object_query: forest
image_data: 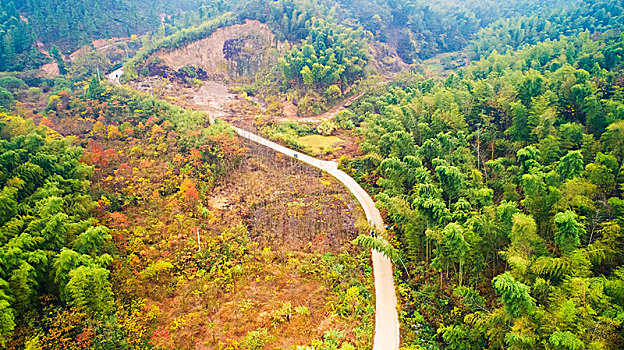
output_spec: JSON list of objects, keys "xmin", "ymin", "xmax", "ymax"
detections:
[
  {"xmin": 340, "ymin": 31, "xmax": 624, "ymax": 349},
  {"xmin": 2, "ymin": 0, "xmax": 624, "ymax": 349},
  {"xmin": 5, "ymin": 0, "xmax": 620, "ymax": 72}
]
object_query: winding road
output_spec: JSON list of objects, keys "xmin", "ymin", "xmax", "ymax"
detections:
[
  {"xmin": 109, "ymin": 68, "xmax": 400, "ymax": 349},
  {"xmin": 235, "ymin": 128, "xmax": 400, "ymax": 349}
]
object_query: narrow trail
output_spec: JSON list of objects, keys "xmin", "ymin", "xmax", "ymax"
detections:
[
  {"xmin": 277, "ymin": 88, "xmax": 368, "ymax": 122},
  {"xmin": 110, "ymin": 68, "xmax": 400, "ymax": 349}
]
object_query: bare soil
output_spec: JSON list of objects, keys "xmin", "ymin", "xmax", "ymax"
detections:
[{"xmin": 158, "ymin": 20, "xmax": 278, "ymax": 81}]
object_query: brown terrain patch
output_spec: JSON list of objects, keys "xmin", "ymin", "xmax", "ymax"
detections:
[
  {"xmin": 158, "ymin": 20, "xmax": 279, "ymax": 81},
  {"xmin": 212, "ymin": 142, "xmax": 365, "ymax": 252},
  {"xmin": 109, "ymin": 142, "xmax": 368, "ymax": 349}
]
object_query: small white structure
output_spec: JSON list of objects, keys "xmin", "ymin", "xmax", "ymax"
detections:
[{"xmin": 106, "ymin": 67, "xmax": 123, "ymax": 85}]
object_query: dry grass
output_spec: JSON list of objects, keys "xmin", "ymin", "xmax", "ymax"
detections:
[{"xmin": 298, "ymin": 134, "xmax": 344, "ymax": 155}]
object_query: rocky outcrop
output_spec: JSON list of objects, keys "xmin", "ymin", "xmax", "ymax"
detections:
[{"xmin": 157, "ymin": 20, "xmax": 278, "ymax": 81}]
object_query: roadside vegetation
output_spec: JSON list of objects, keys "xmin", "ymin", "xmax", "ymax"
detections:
[{"xmin": 340, "ymin": 32, "xmax": 624, "ymax": 349}]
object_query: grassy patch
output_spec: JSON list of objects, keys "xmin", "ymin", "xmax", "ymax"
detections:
[{"xmin": 298, "ymin": 134, "xmax": 343, "ymax": 155}]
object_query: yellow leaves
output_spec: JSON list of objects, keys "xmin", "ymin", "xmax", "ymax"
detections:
[
  {"xmin": 107, "ymin": 125, "xmax": 121, "ymax": 140},
  {"xmin": 451, "ymin": 306, "xmax": 462, "ymax": 318},
  {"xmin": 92, "ymin": 121, "xmax": 105, "ymax": 135},
  {"xmin": 146, "ymin": 305, "xmax": 160, "ymax": 321},
  {"xmin": 116, "ymin": 299, "xmax": 149, "ymax": 345},
  {"xmin": 179, "ymin": 178, "xmax": 194, "ymax": 193},
  {"xmin": 238, "ymin": 299, "xmax": 256, "ymax": 313},
  {"xmin": 100, "ymin": 195, "xmax": 111, "ymax": 207},
  {"xmin": 48, "ymin": 94, "xmax": 61, "ymax": 107},
  {"xmin": 170, "ymin": 312, "xmax": 201, "ymax": 331},
  {"xmin": 141, "ymin": 259, "xmax": 173, "ymax": 280},
  {"xmin": 150, "ymin": 124, "xmax": 165, "ymax": 141}
]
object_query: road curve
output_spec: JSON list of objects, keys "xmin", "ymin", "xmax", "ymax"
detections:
[
  {"xmin": 109, "ymin": 68, "xmax": 400, "ymax": 348},
  {"xmin": 234, "ymin": 127, "xmax": 400, "ymax": 350}
]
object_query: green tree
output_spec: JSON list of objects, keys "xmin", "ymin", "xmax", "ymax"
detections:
[
  {"xmin": 87, "ymin": 76, "xmax": 105, "ymax": 101},
  {"xmin": 0, "ymin": 88, "xmax": 14, "ymax": 110},
  {"xmin": 65, "ymin": 265, "xmax": 114, "ymax": 315},
  {"xmin": 0, "ymin": 279, "xmax": 15, "ymax": 346},
  {"xmin": 510, "ymin": 102, "xmax": 530, "ymax": 142},
  {"xmin": 557, "ymin": 150, "xmax": 584, "ymax": 180},
  {"xmin": 508, "ymin": 213, "xmax": 543, "ymax": 259},
  {"xmin": 492, "ymin": 271, "xmax": 535, "ymax": 318},
  {"xmin": 73, "ymin": 226, "xmax": 111, "ymax": 255},
  {"xmin": 433, "ymin": 223, "xmax": 470, "ymax": 285},
  {"xmin": 602, "ymin": 120, "xmax": 624, "ymax": 182},
  {"xmin": 49, "ymin": 45, "xmax": 67, "ymax": 75},
  {"xmin": 517, "ymin": 146, "xmax": 541, "ymax": 175},
  {"xmin": 553, "ymin": 211, "xmax": 585, "ymax": 254}
]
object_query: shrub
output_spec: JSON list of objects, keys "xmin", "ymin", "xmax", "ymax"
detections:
[
  {"xmin": 294, "ymin": 305, "xmax": 310, "ymax": 317},
  {"xmin": 241, "ymin": 328, "xmax": 272, "ymax": 350},
  {"xmin": 270, "ymin": 301, "xmax": 292, "ymax": 326},
  {"xmin": 0, "ymin": 87, "xmax": 14, "ymax": 110},
  {"xmin": 25, "ymin": 87, "xmax": 43, "ymax": 101},
  {"xmin": 0, "ymin": 76, "xmax": 27, "ymax": 91}
]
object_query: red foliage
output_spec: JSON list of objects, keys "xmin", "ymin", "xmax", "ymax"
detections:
[
  {"xmin": 189, "ymin": 148, "xmax": 202, "ymax": 164},
  {"xmin": 151, "ymin": 326, "xmax": 173, "ymax": 349},
  {"xmin": 185, "ymin": 187, "xmax": 199, "ymax": 201},
  {"xmin": 75, "ymin": 326, "xmax": 95, "ymax": 348},
  {"xmin": 81, "ymin": 140, "xmax": 104, "ymax": 166},
  {"xmin": 39, "ymin": 116, "xmax": 54, "ymax": 128},
  {"xmin": 124, "ymin": 127, "xmax": 135, "ymax": 138},
  {"xmin": 139, "ymin": 159, "xmax": 154, "ymax": 169},
  {"xmin": 146, "ymin": 116, "xmax": 159, "ymax": 126},
  {"xmin": 89, "ymin": 140, "xmax": 104, "ymax": 154},
  {"xmin": 108, "ymin": 211, "xmax": 129, "ymax": 228},
  {"xmin": 112, "ymin": 230, "xmax": 128, "ymax": 250},
  {"xmin": 180, "ymin": 179, "xmax": 200, "ymax": 201},
  {"xmin": 58, "ymin": 90, "xmax": 70, "ymax": 103},
  {"xmin": 120, "ymin": 163, "xmax": 132, "ymax": 172}
]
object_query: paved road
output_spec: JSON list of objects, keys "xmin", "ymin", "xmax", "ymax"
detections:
[
  {"xmin": 108, "ymin": 67, "xmax": 400, "ymax": 348},
  {"xmin": 235, "ymin": 128, "xmax": 400, "ymax": 350}
]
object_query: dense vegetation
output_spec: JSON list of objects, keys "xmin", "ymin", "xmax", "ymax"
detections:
[
  {"xmin": 0, "ymin": 115, "xmax": 114, "ymax": 346},
  {"xmin": 0, "ymin": 70, "xmax": 374, "ymax": 348},
  {"xmin": 469, "ymin": 0, "xmax": 624, "ymax": 59},
  {"xmin": 0, "ymin": 77, "xmax": 236, "ymax": 347},
  {"xmin": 327, "ymin": 0, "xmax": 568, "ymax": 63},
  {"xmin": 0, "ymin": 2, "xmax": 47, "ymax": 71},
  {"xmin": 16, "ymin": 0, "xmax": 208, "ymax": 51},
  {"xmin": 279, "ymin": 19, "xmax": 368, "ymax": 90},
  {"xmin": 339, "ymin": 32, "xmax": 624, "ymax": 348}
]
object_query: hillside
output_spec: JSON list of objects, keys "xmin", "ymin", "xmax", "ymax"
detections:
[{"xmin": 2, "ymin": 0, "xmax": 624, "ymax": 349}]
